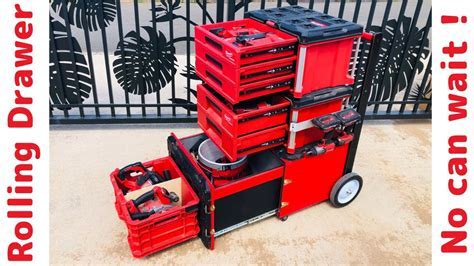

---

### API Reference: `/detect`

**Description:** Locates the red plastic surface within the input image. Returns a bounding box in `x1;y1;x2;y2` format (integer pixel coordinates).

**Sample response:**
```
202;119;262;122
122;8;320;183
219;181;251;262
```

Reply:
195;56;294;104
287;98;345;154
197;84;290;137
110;157;200;258
195;19;297;66
293;36;359;97
279;143;350;217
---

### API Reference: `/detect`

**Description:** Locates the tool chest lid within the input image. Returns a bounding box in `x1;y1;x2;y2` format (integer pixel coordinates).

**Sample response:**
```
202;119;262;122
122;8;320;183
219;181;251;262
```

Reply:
288;86;353;109
246;6;363;44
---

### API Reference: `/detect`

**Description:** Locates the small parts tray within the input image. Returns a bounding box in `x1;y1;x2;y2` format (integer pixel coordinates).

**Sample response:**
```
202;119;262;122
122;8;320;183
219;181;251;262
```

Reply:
198;84;289;161
246;6;363;44
195;18;297;66
110;157;200;258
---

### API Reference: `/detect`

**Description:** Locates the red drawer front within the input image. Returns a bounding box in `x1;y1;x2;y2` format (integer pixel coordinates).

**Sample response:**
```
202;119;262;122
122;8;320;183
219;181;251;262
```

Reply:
293;37;359;98
195;19;297;67
198;109;288;161
287;98;344;154
279;144;349;218
110;157;200;258
197;84;290;138
196;55;294;104
196;40;297;85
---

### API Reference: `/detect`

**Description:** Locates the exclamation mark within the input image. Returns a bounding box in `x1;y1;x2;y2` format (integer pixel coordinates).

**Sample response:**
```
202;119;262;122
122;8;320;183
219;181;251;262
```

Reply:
441;15;467;24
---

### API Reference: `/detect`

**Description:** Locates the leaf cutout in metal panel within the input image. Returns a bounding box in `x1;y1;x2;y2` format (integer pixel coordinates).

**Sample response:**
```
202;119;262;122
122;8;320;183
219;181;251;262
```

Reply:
113;27;177;95
50;18;92;110
51;0;117;32
180;64;200;80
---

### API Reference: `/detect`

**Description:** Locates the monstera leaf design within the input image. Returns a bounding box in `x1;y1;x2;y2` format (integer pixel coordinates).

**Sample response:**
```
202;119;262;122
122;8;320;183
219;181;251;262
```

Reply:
50;18;92;109
113;26;177;95
354;16;430;104
154;0;197;25
51;0;116;31
180;64;200;80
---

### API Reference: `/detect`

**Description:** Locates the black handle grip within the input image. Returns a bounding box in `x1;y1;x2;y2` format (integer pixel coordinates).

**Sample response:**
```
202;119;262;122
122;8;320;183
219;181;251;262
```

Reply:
130;211;153;221
118;162;146;180
163;170;172;181
132;189;156;207
236;33;266;45
209;27;224;36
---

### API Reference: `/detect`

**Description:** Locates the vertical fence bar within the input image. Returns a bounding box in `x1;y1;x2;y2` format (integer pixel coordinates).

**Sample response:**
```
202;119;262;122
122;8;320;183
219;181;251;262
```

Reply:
98;0;116;117
244;0;250;13
151;0;161;116
338;0;346;18
216;0;224;22
323;0;330;14
260;0;266;10
167;0;176;116
133;0;146;116
352;0;362;22
372;0;408;114
309;0;315;10
186;0;192;116
49;19;69;118
227;0;236;21
59;0;85;117
202;0;207;24
412;56;432;113
82;0;100;117
399;10;432;113
386;0;423;113
115;0;131;116
277;0;283;8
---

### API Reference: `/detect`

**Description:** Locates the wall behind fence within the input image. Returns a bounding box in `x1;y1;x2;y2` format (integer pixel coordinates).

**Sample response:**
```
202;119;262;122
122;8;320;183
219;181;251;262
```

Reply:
49;0;432;124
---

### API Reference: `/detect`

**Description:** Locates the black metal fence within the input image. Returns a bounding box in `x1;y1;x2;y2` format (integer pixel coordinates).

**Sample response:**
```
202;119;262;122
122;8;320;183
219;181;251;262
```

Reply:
49;0;432;124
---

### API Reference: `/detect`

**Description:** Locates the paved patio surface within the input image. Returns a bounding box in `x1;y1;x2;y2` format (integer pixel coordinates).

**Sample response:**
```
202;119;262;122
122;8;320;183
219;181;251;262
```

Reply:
50;120;431;264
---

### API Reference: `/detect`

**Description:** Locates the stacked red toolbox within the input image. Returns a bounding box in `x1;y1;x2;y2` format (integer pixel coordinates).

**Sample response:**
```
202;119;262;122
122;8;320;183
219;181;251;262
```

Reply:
109;5;382;257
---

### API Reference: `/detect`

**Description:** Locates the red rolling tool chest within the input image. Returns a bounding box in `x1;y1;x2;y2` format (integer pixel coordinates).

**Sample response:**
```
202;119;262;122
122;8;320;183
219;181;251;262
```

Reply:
286;86;353;154
197;84;290;161
109;5;383;258
247;6;364;97
195;18;298;103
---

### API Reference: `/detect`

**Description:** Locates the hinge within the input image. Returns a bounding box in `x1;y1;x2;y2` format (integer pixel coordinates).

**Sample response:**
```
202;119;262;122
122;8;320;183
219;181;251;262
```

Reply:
283;179;292;185
281;202;289;208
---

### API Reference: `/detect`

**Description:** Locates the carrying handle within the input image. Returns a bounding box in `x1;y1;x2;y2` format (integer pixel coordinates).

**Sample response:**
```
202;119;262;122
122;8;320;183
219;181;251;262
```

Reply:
132;189;156;207
118;162;147;180
235;32;266;45
321;28;348;38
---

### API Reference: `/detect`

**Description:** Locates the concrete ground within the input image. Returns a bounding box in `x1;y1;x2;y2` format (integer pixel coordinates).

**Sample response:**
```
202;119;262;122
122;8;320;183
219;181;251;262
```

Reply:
50;120;432;265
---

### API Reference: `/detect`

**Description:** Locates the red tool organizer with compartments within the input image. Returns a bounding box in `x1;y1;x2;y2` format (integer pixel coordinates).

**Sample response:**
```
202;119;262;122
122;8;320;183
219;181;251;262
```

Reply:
109;5;382;258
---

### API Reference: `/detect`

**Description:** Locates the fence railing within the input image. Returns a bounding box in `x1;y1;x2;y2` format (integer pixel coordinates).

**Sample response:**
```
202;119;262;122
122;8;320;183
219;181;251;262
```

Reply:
49;0;432;124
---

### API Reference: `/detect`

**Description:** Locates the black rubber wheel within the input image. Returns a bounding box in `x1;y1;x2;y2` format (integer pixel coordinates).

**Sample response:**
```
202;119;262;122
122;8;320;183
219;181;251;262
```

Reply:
280;216;288;222
330;172;363;208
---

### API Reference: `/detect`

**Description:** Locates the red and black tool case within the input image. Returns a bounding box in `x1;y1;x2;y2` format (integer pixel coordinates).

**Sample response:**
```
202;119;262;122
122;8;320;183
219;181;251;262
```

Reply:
197;83;290;161
286;86;353;154
195;18;298;104
247;6;363;97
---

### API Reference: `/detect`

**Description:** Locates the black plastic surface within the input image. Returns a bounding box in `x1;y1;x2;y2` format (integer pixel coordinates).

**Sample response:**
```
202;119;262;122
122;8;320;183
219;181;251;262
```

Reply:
214;178;282;232
246;6;363;44
288;86;353;109
335;108;361;126
312;114;341;130
167;135;212;249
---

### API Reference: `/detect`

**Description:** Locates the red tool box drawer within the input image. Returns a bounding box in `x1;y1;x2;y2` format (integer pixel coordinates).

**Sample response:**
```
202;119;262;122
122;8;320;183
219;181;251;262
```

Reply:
278;143;350;218
169;133;284;249
247;6;363;97
197;84;290;137
195;18;297;67
198;94;288;161
196;56;294;104
110;157;200;258
287;86;352;153
196;41;296;85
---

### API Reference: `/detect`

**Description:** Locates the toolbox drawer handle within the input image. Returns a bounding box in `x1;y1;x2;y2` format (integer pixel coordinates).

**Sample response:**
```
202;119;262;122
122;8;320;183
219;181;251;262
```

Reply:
205;36;222;51
207;118;222;137
205;54;222;69
207;97;223;115
206;71;222;86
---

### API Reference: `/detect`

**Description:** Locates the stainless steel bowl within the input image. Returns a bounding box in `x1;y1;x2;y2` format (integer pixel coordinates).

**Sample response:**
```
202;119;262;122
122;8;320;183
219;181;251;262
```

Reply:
198;139;247;171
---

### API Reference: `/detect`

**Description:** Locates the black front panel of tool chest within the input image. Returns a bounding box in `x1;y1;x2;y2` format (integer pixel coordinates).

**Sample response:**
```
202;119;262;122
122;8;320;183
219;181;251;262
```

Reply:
214;178;282;233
